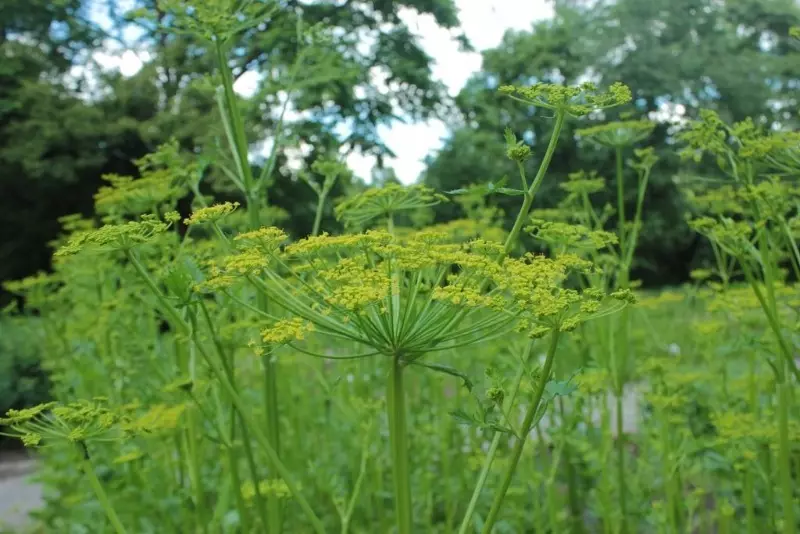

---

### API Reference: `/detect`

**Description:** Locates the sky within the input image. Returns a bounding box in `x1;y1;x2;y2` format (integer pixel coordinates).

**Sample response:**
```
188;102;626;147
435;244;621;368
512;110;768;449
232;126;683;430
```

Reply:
92;1;554;184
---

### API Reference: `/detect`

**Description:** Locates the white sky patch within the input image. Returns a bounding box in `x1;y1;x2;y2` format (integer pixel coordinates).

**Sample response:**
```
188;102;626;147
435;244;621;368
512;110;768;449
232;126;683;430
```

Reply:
356;0;554;183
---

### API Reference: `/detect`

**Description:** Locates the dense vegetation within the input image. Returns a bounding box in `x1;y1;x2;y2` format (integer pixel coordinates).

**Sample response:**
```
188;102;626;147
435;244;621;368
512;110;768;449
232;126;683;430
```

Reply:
1;1;799;533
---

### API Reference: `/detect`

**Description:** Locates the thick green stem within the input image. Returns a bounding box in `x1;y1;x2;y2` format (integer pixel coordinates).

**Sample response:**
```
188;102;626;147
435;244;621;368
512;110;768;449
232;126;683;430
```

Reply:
78;443;128;534
560;398;584;534
481;331;562;533
744;468;756;534
615;146;626;250
615;392;627;534
261;351;282;533
388;355;413;534
185;408;209;534
777;380;796;534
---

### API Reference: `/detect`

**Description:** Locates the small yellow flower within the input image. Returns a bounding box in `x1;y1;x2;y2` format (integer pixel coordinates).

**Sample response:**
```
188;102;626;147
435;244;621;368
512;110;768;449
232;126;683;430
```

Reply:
184;202;240;225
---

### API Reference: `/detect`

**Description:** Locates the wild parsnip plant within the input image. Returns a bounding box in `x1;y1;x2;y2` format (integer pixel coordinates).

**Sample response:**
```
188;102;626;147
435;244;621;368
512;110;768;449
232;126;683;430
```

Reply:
2;5;799;534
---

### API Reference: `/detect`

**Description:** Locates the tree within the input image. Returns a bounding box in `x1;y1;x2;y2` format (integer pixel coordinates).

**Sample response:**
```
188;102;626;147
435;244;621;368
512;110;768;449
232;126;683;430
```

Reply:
0;0;469;303
423;0;800;285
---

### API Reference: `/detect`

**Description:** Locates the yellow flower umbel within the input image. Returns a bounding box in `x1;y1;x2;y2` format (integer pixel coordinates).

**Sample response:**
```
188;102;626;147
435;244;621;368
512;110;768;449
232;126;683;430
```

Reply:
334;183;448;229
93;139;191;219
498;81;632;117
200;229;631;362
54;212;180;257
576;119;655;149
184;201;241;226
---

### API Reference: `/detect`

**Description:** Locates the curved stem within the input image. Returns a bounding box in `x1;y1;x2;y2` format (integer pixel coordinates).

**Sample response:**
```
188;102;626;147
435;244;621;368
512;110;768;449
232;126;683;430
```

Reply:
501;111;566;258
78;442;128;534
458;434;501;534
481;330;562;533
312;192;328;237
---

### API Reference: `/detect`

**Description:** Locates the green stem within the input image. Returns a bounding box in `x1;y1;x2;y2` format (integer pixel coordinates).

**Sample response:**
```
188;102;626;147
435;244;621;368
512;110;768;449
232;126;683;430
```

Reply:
388;355;413;534
78;442;128;534
126;251;190;334
341;436;370;534
312;192;328;237
194;341;325;533
616;391;628;534
560;398;584;534
213;43;285;532
481;330;562;533
185;408;209;534
744;468;756;534
616;146;626;253
777;380;796;534
459;340;535;533
501;110;566;258
458;434;501;534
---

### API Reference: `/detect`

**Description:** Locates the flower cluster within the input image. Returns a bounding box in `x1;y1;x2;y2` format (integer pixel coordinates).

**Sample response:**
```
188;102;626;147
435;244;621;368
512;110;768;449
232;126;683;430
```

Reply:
498;82;632;117
0;398;187;447
54;212;180;257
526;219;618;252
334;184;448;228
196;229;632;358
184;202;241;226
93;140;191;218
576;119;655;148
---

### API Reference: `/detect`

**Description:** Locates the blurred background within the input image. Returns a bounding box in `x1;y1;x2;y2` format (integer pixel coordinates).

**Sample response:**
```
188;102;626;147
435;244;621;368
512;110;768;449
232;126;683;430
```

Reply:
0;0;799;426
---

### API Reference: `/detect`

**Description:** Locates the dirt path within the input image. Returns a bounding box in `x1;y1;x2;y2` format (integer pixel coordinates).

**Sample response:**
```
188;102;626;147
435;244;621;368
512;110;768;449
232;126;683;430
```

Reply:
0;452;42;531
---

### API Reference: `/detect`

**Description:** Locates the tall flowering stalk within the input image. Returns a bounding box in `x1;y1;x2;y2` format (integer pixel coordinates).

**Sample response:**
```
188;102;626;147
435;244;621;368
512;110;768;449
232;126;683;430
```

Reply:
679;110;800;534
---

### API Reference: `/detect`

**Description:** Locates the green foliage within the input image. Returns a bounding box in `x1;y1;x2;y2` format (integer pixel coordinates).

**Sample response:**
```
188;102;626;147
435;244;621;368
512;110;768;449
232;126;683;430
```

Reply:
423;0;800;286
0;317;50;434
1;2;800;534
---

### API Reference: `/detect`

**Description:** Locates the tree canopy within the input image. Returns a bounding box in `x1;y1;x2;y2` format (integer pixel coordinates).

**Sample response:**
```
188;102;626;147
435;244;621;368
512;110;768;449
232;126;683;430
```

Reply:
423;0;800;285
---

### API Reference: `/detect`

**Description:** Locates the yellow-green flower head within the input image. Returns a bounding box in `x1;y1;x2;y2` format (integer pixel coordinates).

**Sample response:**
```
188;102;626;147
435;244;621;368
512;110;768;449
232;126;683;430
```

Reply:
54;213;178;257
560;170;606;196
683;185;746;216
0;399;162;447
148;0;275;42
529;208;573;222
184;201;240;226
688;217;753;257
576;119;655;148
2;271;59;296
93;140;191;217
261;318;315;346
678;109;729;163
635;290;686;310
736;177;795;222
334;184;448;228
121;403;187;435
526;219;618;252
285;230;394;258
630;147;660;171
498;81;631;117
234;226;288;254
241;479;292;501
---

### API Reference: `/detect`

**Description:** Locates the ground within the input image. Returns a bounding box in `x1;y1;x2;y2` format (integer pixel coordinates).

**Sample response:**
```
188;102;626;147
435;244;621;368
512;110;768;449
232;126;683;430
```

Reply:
0;451;42;532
